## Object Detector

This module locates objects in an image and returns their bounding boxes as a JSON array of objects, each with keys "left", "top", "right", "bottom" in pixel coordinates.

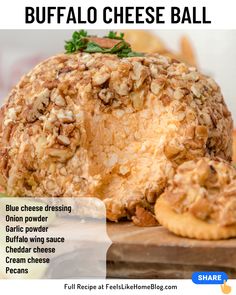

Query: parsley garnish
[
  {"left": 64, "top": 30, "right": 88, "bottom": 53},
  {"left": 65, "top": 30, "right": 143, "bottom": 58},
  {"left": 106, "top": 31, "right": 125, "bottom": 40}
]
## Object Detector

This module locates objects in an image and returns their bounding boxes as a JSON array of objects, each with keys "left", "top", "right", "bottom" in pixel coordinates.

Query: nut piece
[
  {"left": 54, "top": 95, "right": 66, "bottom": 107},
  {"left": 109, "top": 63, "right": 132, "bottom": 96},
  {"left": 195, "top": 126, "right": 208, "bottom": 138},
  {"left": 191, "top": 85, "right": 201, "bottom": 98},
  {"left": 160, "top": 94, "right": 171, "bottom": 106},
  {"left": 149, "top": 64, "right": 159, "bottom": 78},
  {"left": 132, "top": 205, "right": 158, "bottom": 227},
  {"left": 164, "top": 143, "right": 182, "bottom": 159},
  {"left": 132, "top": 62, "right": 149, "bottom": 89},
  {"left": 57, "top": 110, "right": 75, "bottom": 123},
  {"left": 145, "top": 180, "right": 166, "bottom": 203},
  {"left": 47, "top": 148, "right": 74, "bottom": 162},
  {"left": 207, "top": 78, "right": 218, "bottom": 91},
  {"left": 26, "top": 89, "right": 50, "bottom": 122},
  {"left": 173, "top": 88, "right": 184, "bottom": 100},
  {"left": 57, "top": 135, "right": 70, "bottom": 146},
  {"left": 98, "top": 89, "right": 114, "bottom": 104},
  {"left": 130, "top": 90, "right": 145, "bottom": 111},
  {"left": 93, "top": 66, "right": 110, "bottom": 86},
  {"left": 150, "top": 81, "right": 161, "bottom": 95},
  {"left": 45, "top": 179, "right": 57, "bottom": 191},
  {"left": 150, "top": 78, "right": 165, "bottom": 96}
]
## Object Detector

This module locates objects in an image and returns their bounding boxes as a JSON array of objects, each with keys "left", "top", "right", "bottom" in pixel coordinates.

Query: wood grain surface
[
  {"left": 44, "top": 219, "right": 236, "bottom": 279},
  {"left": 106, "top": 222, "right": 236, "bottom": 279}
]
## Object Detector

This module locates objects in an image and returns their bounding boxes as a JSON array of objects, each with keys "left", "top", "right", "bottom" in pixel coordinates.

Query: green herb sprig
[
  {"left": 65, "top": 30, "right": 143, "bottom": 58},
  {"left": 106, "top": 31, "right": 124, "bottom": 40},
  {"left": 64, "top": 30, "right": 88, "bottom": 53}
]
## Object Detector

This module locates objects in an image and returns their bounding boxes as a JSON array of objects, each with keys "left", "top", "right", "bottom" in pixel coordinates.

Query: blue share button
[{"left": 192, "top": 271, "right": 228, "bottom": 284}]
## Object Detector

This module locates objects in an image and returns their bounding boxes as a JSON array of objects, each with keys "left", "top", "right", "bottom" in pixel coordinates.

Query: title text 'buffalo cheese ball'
[
  {"left": 0, "top": 50, "right": 233, "bottom": 223},
  {"left": 155, "top": 158, "right": 236, "bottom": 240}
]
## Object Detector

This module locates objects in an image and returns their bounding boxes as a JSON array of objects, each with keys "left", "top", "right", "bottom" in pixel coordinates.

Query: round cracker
[{"left": 155, "top": 196, "right": 236, "bottom": 240}]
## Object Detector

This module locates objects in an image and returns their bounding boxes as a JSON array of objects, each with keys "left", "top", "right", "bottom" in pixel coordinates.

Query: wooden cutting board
[
  {"left": 106, "top": 222, "right": 236, "bottom": 279},
  {"left": 43, "top": 219, "right": 236, "bottom": 279}
]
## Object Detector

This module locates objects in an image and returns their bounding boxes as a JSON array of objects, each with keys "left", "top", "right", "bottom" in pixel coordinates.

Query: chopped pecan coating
[
  {"left": 163, "top": 157, "right": 236, "bottom": 226},
  {"left": 0, "top": 52, "right": 232, "bottom": 223}
]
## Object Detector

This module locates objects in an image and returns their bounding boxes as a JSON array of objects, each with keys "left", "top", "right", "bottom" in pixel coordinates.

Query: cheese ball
[{"left": 0, "top": 52, "right": 233, "bottom": 221}]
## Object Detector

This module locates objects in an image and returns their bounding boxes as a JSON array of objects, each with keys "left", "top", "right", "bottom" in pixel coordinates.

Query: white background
[
  {"left": 0, "top": 279, "right": 235, "bottom": 295},
  {"left": 0, "top": 0, "right": 236, "bottom": 29}
]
